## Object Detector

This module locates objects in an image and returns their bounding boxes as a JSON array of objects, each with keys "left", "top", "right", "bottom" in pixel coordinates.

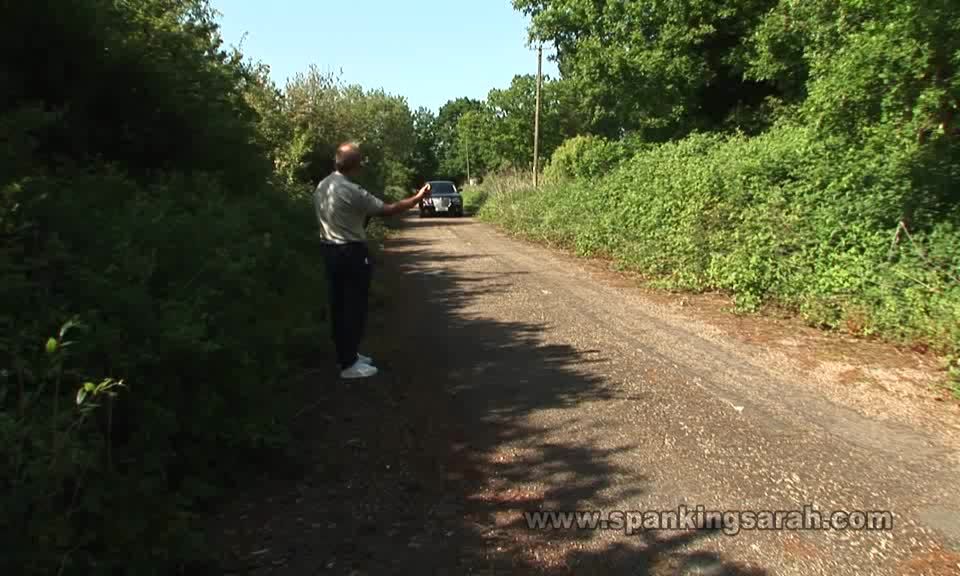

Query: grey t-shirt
[{"left": 313, "top": 172, "right": 385, "bottom": 244}]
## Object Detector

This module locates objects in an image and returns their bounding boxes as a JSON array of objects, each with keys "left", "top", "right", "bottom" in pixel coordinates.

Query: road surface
[{"left": 214, "top": 215, "right": 960, "bottom": 575}]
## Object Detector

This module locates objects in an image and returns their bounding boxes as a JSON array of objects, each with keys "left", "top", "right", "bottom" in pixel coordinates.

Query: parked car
[{"left": 419, "top": 180, "right": 463, "bottom": 217}]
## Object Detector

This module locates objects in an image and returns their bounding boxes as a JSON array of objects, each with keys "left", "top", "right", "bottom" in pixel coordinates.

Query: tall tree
[
  {"left": 485, "top": 74, "right": 586, "bottom": 169},
  {"left": 281, "top": 67, "right": 416, "bottom": 191},
  {"left": 410, "top": 107, "right": 440, "bottom": 185},
  {"left": 748, "top": 0, "right": 960, "bottom": 145},
  {"left": 441, "top": 75, "right": 586, "bottom": 177},
  {"left": 436, "top": 97, "right": 484, "bottom": 179},
  {"left": 513, "top": 0, "right": 781, "bottom": 140}
]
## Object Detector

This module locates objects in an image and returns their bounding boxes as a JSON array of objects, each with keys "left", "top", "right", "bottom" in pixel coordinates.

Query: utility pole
[
  {"left": 465, "top": 129, "right": 471, "bottom": 184},
  {"left": 533, "top": 44, "right": 543, "bottom": 188}
]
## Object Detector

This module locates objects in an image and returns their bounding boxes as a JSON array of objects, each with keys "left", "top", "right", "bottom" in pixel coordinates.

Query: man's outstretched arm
[{"left": 379, "top": 183, "right": 431, "bottom": 217}]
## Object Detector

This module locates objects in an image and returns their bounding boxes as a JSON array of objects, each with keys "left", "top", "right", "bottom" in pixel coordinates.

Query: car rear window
[{"left": 429, "top": 182, "right": 457, "bottom": 195}]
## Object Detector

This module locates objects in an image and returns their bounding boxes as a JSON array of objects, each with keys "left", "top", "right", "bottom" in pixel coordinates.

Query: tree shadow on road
[
  {"left": 376, "top": 227, "right": 769, "bottom": 575},
  {"left": 208, "top": 220, "right": 768, "bottom": 575}
]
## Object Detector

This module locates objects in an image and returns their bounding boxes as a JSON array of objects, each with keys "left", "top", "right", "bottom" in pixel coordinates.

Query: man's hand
[{"left": 380, "top": 183, "right": 433, "bottom": 217}]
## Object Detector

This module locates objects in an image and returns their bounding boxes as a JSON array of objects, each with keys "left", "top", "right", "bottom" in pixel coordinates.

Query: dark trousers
[{"left": 322, "top": 242, "right": 372, "bottom": 369}]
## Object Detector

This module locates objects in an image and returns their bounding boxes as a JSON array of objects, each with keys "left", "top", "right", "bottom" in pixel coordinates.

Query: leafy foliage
[
  {"left": 513, "top": 0, "right": 783, "bottom": 139},
  {"left": 435, "top": 97, "right": 485, "bottom": 179},
  {"left": 477, "top": 0, "right": 960, "bottom": 363},
  {"left": 543, "top": 135, "right": 640, "bottom": 182},
  {"left": 429, "top": 76, "right": 586, "bottom": 182},
  {"left": 481, "top": 123, "right": 960, "bottom": 352},
  {"left": 0, "top": 1, "right": 415, "bottom": 573},
  {"left": 460, "top": 185, "right": 490, "bottom": 215},
  {"left": 411, "top": 107, "right": 441, "bottom": 185},
  {"left": 277, "top": 66, "right": 417, "bottom": 193}
]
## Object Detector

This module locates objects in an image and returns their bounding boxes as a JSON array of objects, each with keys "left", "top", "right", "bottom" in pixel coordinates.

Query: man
[{"left": 314, "top": 142, "right": 431, "bottom": 379}]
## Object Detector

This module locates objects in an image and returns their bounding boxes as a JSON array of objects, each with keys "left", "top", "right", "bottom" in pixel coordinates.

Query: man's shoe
[
  {"left": 357, "top": 353, "right": 374, "bottom": 365},
  {"left": 340, "top": 359, "right": 378, "bottom": 379}
]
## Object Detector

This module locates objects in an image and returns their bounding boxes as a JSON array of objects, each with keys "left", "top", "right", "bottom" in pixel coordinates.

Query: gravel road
[
  {"left": 214, "top": 215, "right": 960, "bottom": 575},
  {"left": 385, "top": 214, "right": 960, "bottom": 576}
]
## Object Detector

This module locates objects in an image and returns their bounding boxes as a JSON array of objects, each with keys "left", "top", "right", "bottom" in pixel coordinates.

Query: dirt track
[{"left": 213, "top": 215, "right": 960, "bottom": 575}]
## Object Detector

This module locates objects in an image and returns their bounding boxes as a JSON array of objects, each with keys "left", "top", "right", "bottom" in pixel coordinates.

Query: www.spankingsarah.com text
[{"left": 524, "top": 506, "right": 894, "bottom": 537}]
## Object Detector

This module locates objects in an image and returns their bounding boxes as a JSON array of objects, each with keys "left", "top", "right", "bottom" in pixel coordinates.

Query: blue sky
[{"left": 210, "top": 0, "right": 559, "bottom": 113}]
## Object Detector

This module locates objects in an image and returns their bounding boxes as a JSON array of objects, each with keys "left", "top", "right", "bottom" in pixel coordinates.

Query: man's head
[{"left": 335, "top": 142, "right": 363, "bottom": 176}]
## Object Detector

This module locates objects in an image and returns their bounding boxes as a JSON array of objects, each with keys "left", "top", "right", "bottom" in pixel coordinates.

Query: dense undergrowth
[
  {"left": 472, "top": 0, "right": 960, "bottom": 392},
  {"left": 476, "top": 123, "right": 960, "bottom": 370},
  {"left": 0, "top": 1, "right": 416, "bottom": 573}
]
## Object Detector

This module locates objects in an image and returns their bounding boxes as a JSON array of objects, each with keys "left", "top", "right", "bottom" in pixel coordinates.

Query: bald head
[{"left": 335, "top": 142, "right": 362, "bottom": 175}]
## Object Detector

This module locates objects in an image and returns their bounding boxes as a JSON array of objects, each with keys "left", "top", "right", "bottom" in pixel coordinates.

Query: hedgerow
[
  {"left": 0, "top": 1, "right": 413, "bottom": 573},
  {"left": 481, "top": 0, "right": 960, "bottom": 367},
  {"left": 480, "top": 122, "right": 960, "bottom": 353}
]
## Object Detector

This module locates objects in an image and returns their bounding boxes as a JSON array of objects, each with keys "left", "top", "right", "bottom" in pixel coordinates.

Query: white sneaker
[
  {"left": 357, "top": 353, "right": 374, "bottom": 365},
  {"left": 340, "top": 359, "right": 378, "bottom": 379}
]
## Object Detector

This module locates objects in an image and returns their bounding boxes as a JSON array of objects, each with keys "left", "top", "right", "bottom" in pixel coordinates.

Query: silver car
[{"left": 419, "top": 180, "right": 463, "bottom": 217}]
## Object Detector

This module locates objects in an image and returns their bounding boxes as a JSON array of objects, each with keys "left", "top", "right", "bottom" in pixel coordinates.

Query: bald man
[{"left": 314, "top": 142, "right": 431, "bottom": 379}]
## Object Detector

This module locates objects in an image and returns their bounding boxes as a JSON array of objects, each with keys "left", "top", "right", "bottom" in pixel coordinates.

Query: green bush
[
  {"left": 481, "top": 122, "right": 960, "bottom": 354},
  {"left": 0, "top": 163, "right": 329, "bottom": 574},
  {"left": 0, "top": 1, "right": 400, "bottom": 574},
  {"left": 482, "top": 0, "right": 960, "bottom": 381},
  {"left": 461, "top": 185, "right": 489, "bottom": 214},
  {"left": 542, "top": 135, "right": 634, "bottom": 182}
]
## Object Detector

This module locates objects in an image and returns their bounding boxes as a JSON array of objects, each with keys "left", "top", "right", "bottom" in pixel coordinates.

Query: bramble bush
[
  {"left": 1, "top": 162, "right": 331, "bottom": 575},
  {"left": 479, "top": 121, "right": 960, "bottom": 354},
  {"left": 482, "top": 0, "right": 960, "bottom": 367},
  {"left": 0, "top": 1, "right": 413, "bottom": 573},
  {"left": 542, "top": 135, "right": 642, "bottom": 183}
]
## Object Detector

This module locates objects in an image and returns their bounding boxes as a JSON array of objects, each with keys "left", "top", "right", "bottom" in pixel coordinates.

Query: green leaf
[{"left": 45, "top": 337, "right": 58, "bottom": 355}]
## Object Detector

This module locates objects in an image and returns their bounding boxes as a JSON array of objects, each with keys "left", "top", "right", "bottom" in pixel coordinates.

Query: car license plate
[{"left": 437, "top": 200, "right": 448, "bottom": 212}]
